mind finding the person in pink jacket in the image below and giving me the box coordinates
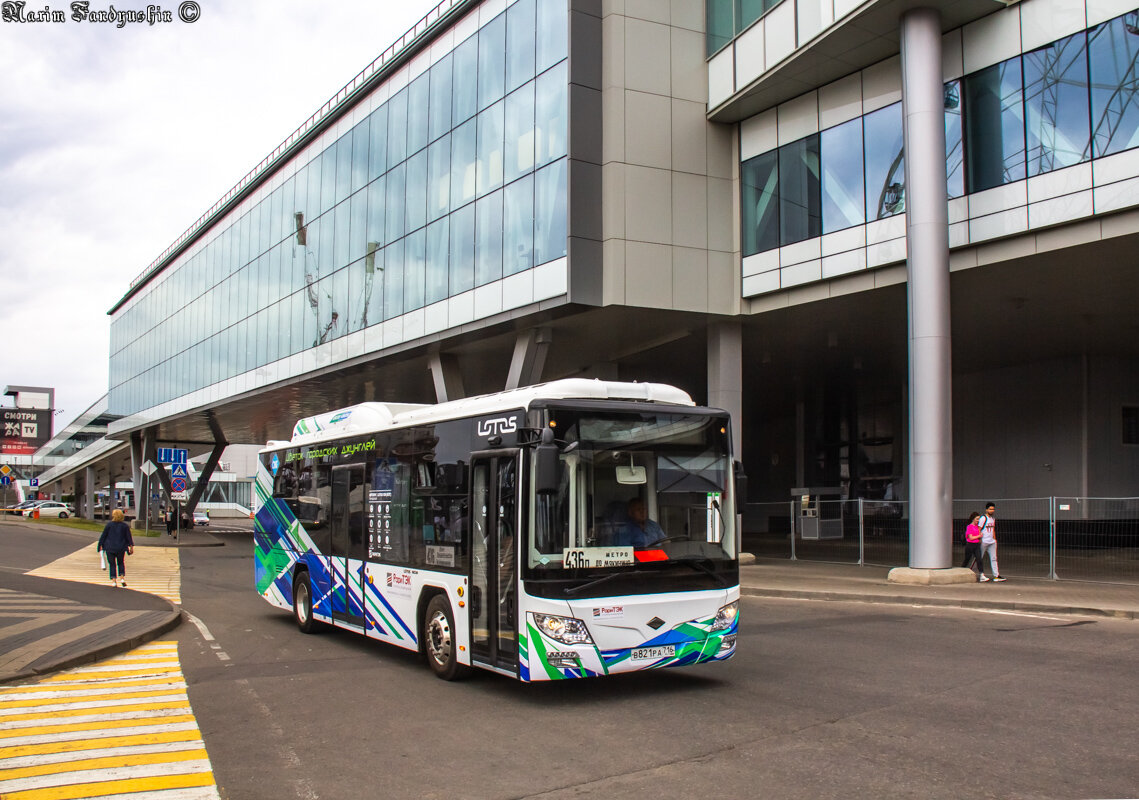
[961,512,984,580]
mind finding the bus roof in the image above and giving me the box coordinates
[276,379,696,448]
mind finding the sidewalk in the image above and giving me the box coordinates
[740,557,1139,619]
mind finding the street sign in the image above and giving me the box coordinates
[30,478,38,487]
[0,465,10,476]
[171,490,189,501]
[170,463,189,479]
[171,476,187,493]
[0,476,9,486]
[157,448,187,464]
[140,460,157,476]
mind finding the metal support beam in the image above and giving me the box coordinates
[185,413,228,514]
[901,7,953,569]
[84,466,95,521]
[429,352,467,403]
[505,327,552,390]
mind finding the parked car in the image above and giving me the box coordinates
[193,511,210,526]
[32,501,75,519]
[17,500,50,516]
[4,500,40,515]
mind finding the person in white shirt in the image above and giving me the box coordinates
[978,503,1006,582]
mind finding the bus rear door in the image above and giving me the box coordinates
[331,463,367,627]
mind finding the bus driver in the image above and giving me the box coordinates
[614,497,665,548]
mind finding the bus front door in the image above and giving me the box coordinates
[330,463,366,627]
[470,454,519,673]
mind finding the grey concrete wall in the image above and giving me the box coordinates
[598,0,739,315]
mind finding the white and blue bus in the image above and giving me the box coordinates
[254,379,740,681]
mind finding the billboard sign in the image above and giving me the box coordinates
[1,408,51,456]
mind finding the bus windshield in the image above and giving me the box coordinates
[527,410,736,578]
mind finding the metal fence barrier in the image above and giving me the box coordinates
[741,496,1139,585]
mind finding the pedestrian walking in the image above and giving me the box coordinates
[165,505,176,537]
[961,511,984,580]
[978,502,1006,581]
[97,509,135,588]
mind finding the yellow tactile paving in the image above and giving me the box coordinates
[0,641,219,800]
[27,543,181,605]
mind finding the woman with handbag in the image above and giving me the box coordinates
[97,509,135,587]
[961,512,984,581]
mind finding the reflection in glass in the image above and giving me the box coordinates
[864,103,905,219]
[449,203,475,295]
[944,80,965,199]
[407,73,430,157]
[534,159,567,266]
[820,118,865,233]
[451,118,477,209]
[964,58,1025,193]
[536,0,567,73]
[349,190,369,267]
[388,88,408,167]
[779,135,821,246]
[504,83,536,183]
[506,0,536,93]
[334,199,351,273]
[503,174,534,276]
[426,217,449,305]
[477,100,505,197]
[335,132,352,203]
[535,62,568,167]
[361,243,384,329]
[384,238,404,320]
[427,135,451,222]
[386,163,406,244]
[321,145,338,216]
[452,35,478,126]
[404,228,426,313]
[1088,13,1139,158]
[1024,33,1090,175]
[406,149,428,234]
[369,104,388,180]
[476,189,504,286]
[429,54,453,143]
[478,14,506,112]
[741,151,779,256]
[330,266,348,341]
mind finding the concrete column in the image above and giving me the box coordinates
[901,8,953,569]
[505,328,552,390]
[429,353,467,403]
[84,466,96,521]
[707,321,743,461]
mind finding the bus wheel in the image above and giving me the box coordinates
[293,573,319,634]
[424,595,467,680]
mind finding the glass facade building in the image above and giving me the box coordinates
[741,8,1139,258]
[109,0,569,419]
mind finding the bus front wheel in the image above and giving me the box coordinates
[424,595,468,680]
[293,573,319,634]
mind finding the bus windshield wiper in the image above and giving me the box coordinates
[675,558,728,587]
[563,569,654,596]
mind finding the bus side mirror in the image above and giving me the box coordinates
[535,428,561,495]
[734,460,747,505]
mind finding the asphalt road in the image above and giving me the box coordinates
[12,526,1138,798]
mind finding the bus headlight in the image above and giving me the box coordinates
[532,613,594,645]
[711,601,738,632]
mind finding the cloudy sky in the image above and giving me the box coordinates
[0,0,436,432]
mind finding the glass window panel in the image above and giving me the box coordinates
[406,149,428,234]
[334,200,351,271]
[737,0,769,32]
[384,239,405,320]
[331,266,348,340]
[407,72,430,156]
[536,0,568,73]
[963,58,1025,193]
[369,104,389,179]
[478,13,507,111]
[301,265,318,348]
[269,183,284,248]
[362,244,384,329]
[1089,13,1139,158]
[348,258,365,334]
[707,0,732,54]
[336,133,353,204]
[314,274,338,344]
[349,188,369,265]
[256,308,268,367]
[451,117,477,208]
[1024,33,1090,176]
[403,229,425,314]
[820,118,865,234]
[452,35,478,125]
[351,118,371,194]
[306,158,323,221]
[506,0,536,93]
[321,143,338,214]
[503,174,534,276]
[477,100,505,196]
[430,53,453,143]
[504,82,536,182]
[864,103,906,220]
[944,80,965,199]
[367,175,386,251]
[534,159,567,266]
[317,212,335,276]
[535,62,568,167]
[449,203,475,295]
[475,188,504,286]
[388,88,408,167]
[386,163,406,243]
[428,134,451,222]
[779,135,821,246]
[425,217,449,305]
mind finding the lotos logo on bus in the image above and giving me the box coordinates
[477,416,518,437]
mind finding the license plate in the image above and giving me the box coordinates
[631,645,675,661]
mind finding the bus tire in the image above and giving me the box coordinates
[293,572,319,634]
[424,595,467,680]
